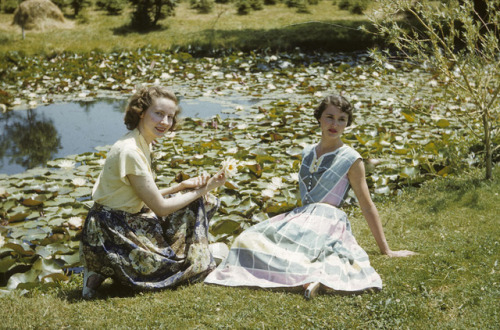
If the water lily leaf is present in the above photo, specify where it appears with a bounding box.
[436,118,450,128]
[210,219,242,236]
[401,111,415,123]
[21,194,47,206]
[56,251,80,266]
[0,256,17,272]
[230,198,258,217]
[6,268,39,290]
[41,272,70,283]
[400,167,418,179]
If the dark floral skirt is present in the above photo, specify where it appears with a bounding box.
[80,196,219,291]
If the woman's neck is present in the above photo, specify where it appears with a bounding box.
[316,139,343,158]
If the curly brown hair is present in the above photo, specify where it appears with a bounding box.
[313,94,353,127]
[124,86,180,131]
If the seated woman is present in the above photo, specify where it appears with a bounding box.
[205,94,416,299]
[80,86,226,299]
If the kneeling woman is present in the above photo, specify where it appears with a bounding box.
[80,86,226,299]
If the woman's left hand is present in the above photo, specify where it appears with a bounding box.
[385,250,418,258]
[180,175,210,190]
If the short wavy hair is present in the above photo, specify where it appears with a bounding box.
[124,86,180,131]
[313,94,353,127]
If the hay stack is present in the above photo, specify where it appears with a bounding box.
[13,0,65,31]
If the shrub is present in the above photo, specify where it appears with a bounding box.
[190,0,214,13]
[129,0,177,29]
[3,0,19,13]
[264,0,277,5]
[70,0,91,16]
[97,0,127,15]
[214,0,230,3]
[348,0,368,14]
[236,0,251,15]
[249,0,262,10]
[336,0,369,14]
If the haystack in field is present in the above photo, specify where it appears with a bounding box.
[12,0,65,31]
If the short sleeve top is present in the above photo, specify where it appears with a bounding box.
[298,144,361,207]
[92,128,153,213]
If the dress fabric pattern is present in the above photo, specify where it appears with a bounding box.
[204,145,383,293]
[80,197,219,290]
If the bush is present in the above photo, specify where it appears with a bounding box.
[348,0,368,14]
[3,0,19,13]
[214,0,230,3]
[97,0,127,15]
[236,0,251,15]
[264,0,277,5]
[249,0,262,10]
[70,0,91,16]
[336,0,369,14]
[129,0,177,29]
[190,0,214,13]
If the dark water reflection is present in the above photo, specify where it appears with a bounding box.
[0,97,256,175]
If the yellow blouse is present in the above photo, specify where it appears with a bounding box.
[92,128,153,213]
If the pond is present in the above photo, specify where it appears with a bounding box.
[0,96,260,175]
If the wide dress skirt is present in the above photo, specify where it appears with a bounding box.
[204,202,383,293]
[80,197,219,290]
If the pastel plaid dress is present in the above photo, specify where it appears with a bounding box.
[205,145,382,293]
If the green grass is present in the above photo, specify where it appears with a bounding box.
[1,167,498,328]
[0,1,379,55]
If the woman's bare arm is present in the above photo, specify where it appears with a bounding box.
[128,171,225,218]
[348,159,416,257]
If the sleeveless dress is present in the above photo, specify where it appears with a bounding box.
[204,144,383,293]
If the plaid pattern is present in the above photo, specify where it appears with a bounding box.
[205,145,383,293]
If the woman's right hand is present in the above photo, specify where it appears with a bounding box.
[180,174,210,190]
[204,170,226,192]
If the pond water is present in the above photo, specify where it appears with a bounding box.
[0,97,258,175]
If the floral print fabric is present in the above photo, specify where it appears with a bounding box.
[80,196,219,290]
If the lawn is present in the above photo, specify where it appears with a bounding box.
[0,1,378,54]
[0,167,498,328]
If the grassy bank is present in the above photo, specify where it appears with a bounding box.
[0,167,498,328]
[0,1,379,55]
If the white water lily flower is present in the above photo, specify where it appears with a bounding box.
[0,233,4,248]
[72,178,86,186]
[96,158,106,166]
[237,123,248,130]
[226,147,238,154]
[67,217,83,228]
[289,173,299,182]
[269,177,284,190]
[59,160,76,169]
[221,158,238,178]
[262,189,275,198]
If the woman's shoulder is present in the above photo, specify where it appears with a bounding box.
[301,144,316,158]
[339,144,362,161]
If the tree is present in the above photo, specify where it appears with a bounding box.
[129,0,177,29]
[369,0,499,179]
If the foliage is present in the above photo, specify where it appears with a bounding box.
[249,0,263,11]
[129,0,177,29]
[369,0,500,180]
[190,0,214,13]
[2,0,19,14]
[70,0,91,16]
[96,0,127,15]
[236,0,251,15]
[336,0,369,14]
